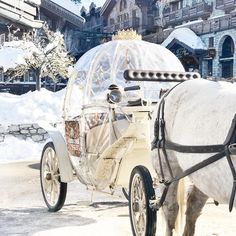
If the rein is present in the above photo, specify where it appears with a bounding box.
[152,92,236,212]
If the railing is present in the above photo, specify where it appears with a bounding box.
[103,17,140,33]
[188,13,234,34]
[216,0,236,9]
[162,2,212,26]
[145,13,236,44]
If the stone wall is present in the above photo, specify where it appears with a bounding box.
[200,29,236,78]
[0,124,49,142]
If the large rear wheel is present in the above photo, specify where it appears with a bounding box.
[129,166,157,236]
[40,142,67,212]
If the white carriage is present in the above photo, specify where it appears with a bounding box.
[39,32,200,235]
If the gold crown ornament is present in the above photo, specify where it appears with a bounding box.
[112,29,142,41]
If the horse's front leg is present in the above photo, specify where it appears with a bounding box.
[183,185,208,236]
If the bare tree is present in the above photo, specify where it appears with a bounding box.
[6,23,73,91]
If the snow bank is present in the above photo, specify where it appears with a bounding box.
[0,88,66,163]
[0,136,45,163]
[0,88,65,125]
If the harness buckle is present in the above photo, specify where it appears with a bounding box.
[229,143,236,155]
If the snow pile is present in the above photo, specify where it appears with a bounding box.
[0,88,66,163]
[0,136,45,163]
[161,27,207,50]
[0,88,65,125]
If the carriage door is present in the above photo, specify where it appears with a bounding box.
[83,105,110,156]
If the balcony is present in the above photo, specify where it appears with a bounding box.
[216,0,236,10]
[83,18,103,30]
[163,2,212,26]
[103,17,140,33]
[145,13,235,45]
[175,14,232,35]
[0,0,43,28]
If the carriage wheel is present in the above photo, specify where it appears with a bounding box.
[40,142,67,212]
[129,166,157,236]
[122,187,129,200]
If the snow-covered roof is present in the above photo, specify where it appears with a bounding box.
[161,28,207,51]
[50,0,82,16]
[175,19,203,29]
[25,0,41,5]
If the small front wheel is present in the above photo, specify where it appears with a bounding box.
[129,166,157,236]
[40,142,67,212]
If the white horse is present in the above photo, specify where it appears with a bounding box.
[152,78,236,236]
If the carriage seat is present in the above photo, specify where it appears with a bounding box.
[86,118,130,155]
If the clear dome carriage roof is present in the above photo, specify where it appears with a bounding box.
[64,39,184,118]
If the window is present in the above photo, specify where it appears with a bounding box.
[209,37,214,48]
[0,34,5,45]
[120,0,127,11]
[221,36,234,78]
[207,60,212,76]
[118,15,123,23]
[171,2,179,11]
[124,13,129,21]
[110,18,115,25]
[0,70,3,82]
[221,36,234,58]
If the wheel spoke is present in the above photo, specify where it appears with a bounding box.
[129,167,157,236]
[41,145,62,207]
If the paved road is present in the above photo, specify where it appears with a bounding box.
[1,161,236,235]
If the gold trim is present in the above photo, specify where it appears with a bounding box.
[112,29,142,41]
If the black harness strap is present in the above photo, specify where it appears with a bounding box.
[153,93,236,211]
[164,140,225,153]
[225,147,236,212]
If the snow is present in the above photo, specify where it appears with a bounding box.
[0,136,44,163]
[0,88,66,163]
[175,19,203,28]
[0,41,38,72]
[0,39,185,163]
[161,27,207,50]
[0,88,64,125]
[27,0,41,5]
